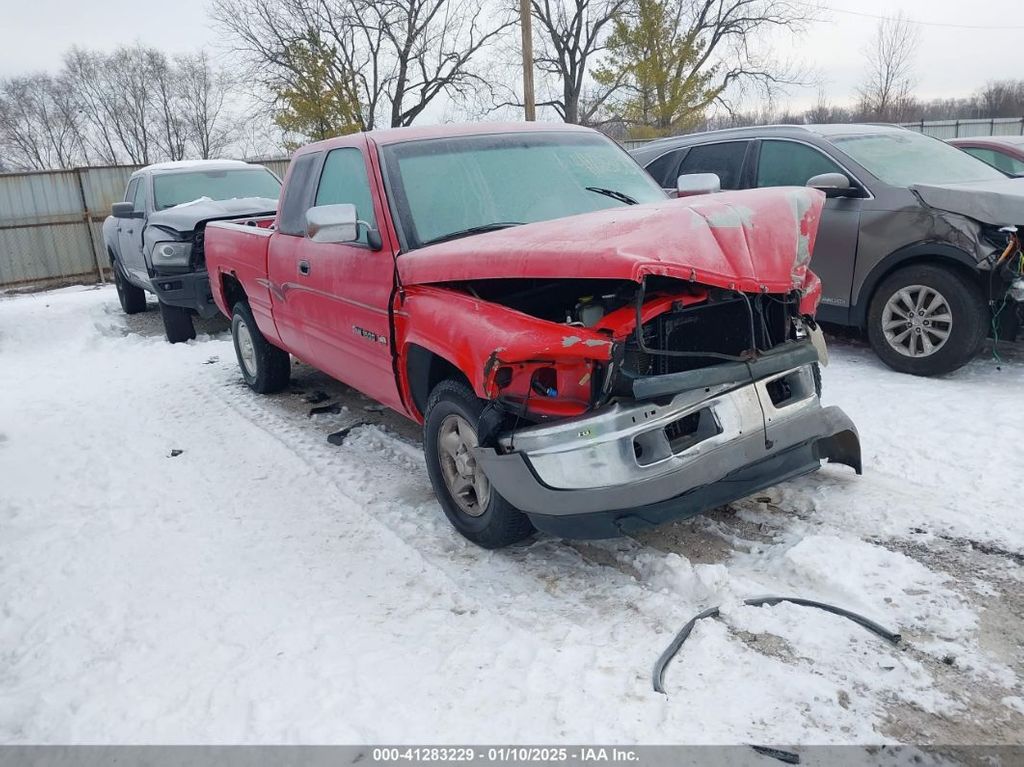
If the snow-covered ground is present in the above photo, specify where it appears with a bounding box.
[1,284,1022,744]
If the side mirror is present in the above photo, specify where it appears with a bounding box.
[676,173,721,198]
[306,203,360,244]
[305,203,383,250]
[111,202,136,219]
[807,172,856,198]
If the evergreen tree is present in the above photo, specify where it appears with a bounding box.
[596,0,722,136]
[272,34,363,147]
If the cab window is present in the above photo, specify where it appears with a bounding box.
[277,152,322,237]
[131,179,147,213]
[677,141,749,189]
[315,148,377,245]
[756,140,845,187]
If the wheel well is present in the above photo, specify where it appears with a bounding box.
[855,255,983,328]
[405,344,471,418]
[221,273,248,310]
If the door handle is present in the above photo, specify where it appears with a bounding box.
[125,229,133,234]
[298,260,311,276]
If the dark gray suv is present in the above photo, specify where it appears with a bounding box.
[631,124,1024,376]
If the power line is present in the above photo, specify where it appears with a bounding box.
[810,3,1024,31]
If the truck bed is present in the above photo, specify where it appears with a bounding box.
[205,218,278,341]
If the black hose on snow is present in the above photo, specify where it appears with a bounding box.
[652,596,902,694]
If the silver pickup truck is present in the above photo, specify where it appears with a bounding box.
[102,160,280,342]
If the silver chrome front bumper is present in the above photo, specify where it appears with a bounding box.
[473,362,861,520]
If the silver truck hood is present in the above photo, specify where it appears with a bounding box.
[910,177,1024,226]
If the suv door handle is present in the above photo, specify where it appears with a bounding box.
[298,260,311,276]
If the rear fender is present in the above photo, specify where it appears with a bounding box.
[205,220,280,343]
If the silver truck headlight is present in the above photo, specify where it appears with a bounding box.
[152,241,192,267]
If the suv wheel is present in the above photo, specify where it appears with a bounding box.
[113,260,147,314]
[423,379,534,549]
[158,300,197,343]
[867,264,987,376]
[231,301,291,393]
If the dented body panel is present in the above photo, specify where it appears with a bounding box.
[205,121,860,540]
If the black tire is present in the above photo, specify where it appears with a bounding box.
[231,301,291,394]
[866,264,987,376]
[423,379,534,549]
[113,259,147,314]
[158,300,196,343]
[812,362,822,398]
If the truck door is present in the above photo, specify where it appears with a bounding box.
[118,178,149,283]
[266,152,323,362]
[279,143,404,411]
[752,139,864,324]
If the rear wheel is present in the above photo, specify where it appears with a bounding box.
[113,260,146,314]
[231,301,290,393]
[867,264,987,376]
[424,379,534,548]
[158,300,196,343]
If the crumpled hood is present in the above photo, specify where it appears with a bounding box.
[397,187,825,294]
[910,177,1024,226]
[146,196,278,233]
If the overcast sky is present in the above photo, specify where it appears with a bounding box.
[1,0,1018,115]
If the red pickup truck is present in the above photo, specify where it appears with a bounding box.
[205,122,861,548]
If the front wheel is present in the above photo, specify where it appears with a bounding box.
[113,261,147,314]
[158,300,196,344]
[231,301,290,393]
[867,264,987,376]
[423,379,534,549]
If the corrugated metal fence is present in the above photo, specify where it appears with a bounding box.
[899,117,1024,139]
[0,159,290,288]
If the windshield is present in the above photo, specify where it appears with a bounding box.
[832,131,1006,186]
[382,132,666,248]
[153,168,281,210]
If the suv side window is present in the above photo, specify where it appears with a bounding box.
[645,149,687,188]
[277,152,323,237]
[677,141,749,189]
[124,178,139,204]
[756,140,845,187]
[131,178,147,213]
[315,148,377,245]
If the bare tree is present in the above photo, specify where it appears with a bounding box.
[0,74,88,170]
[804,86,851,124]
[211,0,512,140]
[978,80,1024,118]
[355,0,516,127]
[176,52,234,158]
[63,48,125,163]
[857,12,919,122]
[526,0,629,125]
[149,51,189,162]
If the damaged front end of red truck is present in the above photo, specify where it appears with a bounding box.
[395,186,862,541]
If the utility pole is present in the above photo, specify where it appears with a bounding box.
[520,0,535,121]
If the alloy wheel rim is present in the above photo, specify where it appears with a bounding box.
[881,285,953,358]
[236,320,257,377]
[437,413,490,517]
